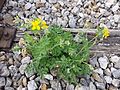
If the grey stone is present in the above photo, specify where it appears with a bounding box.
[9,65,18,76]
[71,7,79,14]
[104,76,112,84]
[112,79,120,87]
[110,55,120,63]
[114,60,120,69]
[98,56,108,69]
[25,3,32,10]
[112,69,120,78]
[48,0,57,4]
[75,85,89,90]
[92,73,103,83]
[21,56,31,64]
[9,1,17,7]
[69,17,76,28]
[5,87,14,90]
[27,80,37,90]
[104,68,111,76]
[6,78,12,87]
[50,80,62,90]
[89,82,96,90]
[0,66,9,76]
[0,77,5,87]
[89,56,99,67]
[0,55,6,61]
[19,64,27,74]
[112,3,119,12]
[95,82,105,90]
[44,74,53,80]
[93,68,103,75]
[66,84,74,90]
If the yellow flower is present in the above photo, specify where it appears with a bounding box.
[31,19,41,30]
[41,20,48,29]
[31,18,48,30]
[102,27,110,38]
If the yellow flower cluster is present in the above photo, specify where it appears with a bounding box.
[102,27,110,38]
[31,18,48,31]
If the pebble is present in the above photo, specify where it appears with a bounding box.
[0,55,6,61]
[44,74,53,81]
[66,84,74,90]
[92,73,103,83]
[27,80,37,90]
[19,64,27,74]
[89,82,96,90]
[0,77,5,87]
[5,87,14,90]
[98,56,108,69]
[25,3,32,10]
[95,82,105,90]
[69,17,76,28]
[112,69,120,78]
[0,65,9,76]
[50,80,62,90]
[110,55,120,63]
[6,78,12,87]
[93,68,103,75]
[104,76,112,84]
[111,3,119,12]
[22,77,27,87]
[21,56,31,64]
[112,79,120,87]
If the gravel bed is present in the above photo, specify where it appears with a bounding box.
[1,0,120,29]
[0,51,120,90]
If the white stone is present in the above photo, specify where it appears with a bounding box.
[71,7,79,14]
[105,0,116,7]
[21,56,31,64]
[41,0,46,3]
[89,82,96,90]
[104,76,112,84]
[44,74,53,80]
[19,64,27,74]
[112,79,120,87]
[110,55,120,63]
[98,56,108,69]
[27,80,37,90]
[58,1,64,6]
[112,3,119,12]
[25,3,32,10]
[93,68,103,75]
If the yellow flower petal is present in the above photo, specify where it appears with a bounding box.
[37,26,40,30]
[41,25,48,29]
[32,26,36,30]
[102,27,110,38]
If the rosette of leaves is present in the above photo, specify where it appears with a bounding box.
[25,26,93,84]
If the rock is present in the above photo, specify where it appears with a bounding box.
[92,73,103,83]
[19,64,27,74]
[112,79,120,87]
[93,68,103,75]
[110,56,120,63]
[17,85,23,90]
[69,16,76,28]
[114,15,120,23]
[89,56,99,67]
[114,60,120,69]
[104,68,111,76]
[9,1,17,7]
[71,7,79,14]
[0,65,9,76]
[95,82,105,90]
[9,65,18,76]
[105,0,116,7]
[6,78,12,87]
[112,69,120,78]
[80,78,88,86]
[22,77,27,87]
[89,82,96,90]
[111,3,119,12]
[25,3,32,10]
[0,55,6,61]
[5,87,14,90]
[66,84,74,90]
[104,76,112,84]
[50,80,62,90]
[21,56,31,64]
[98,56,108,69]
[27,80,37,90]
[109,85,118,90]
[48,0,57,4]
[0,77,5,87]
[8,58,14,65]
[58,1,64,6]
[44,74,53,80]
[75,85,89,90]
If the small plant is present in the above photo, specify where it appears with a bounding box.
[14,17,110,84]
